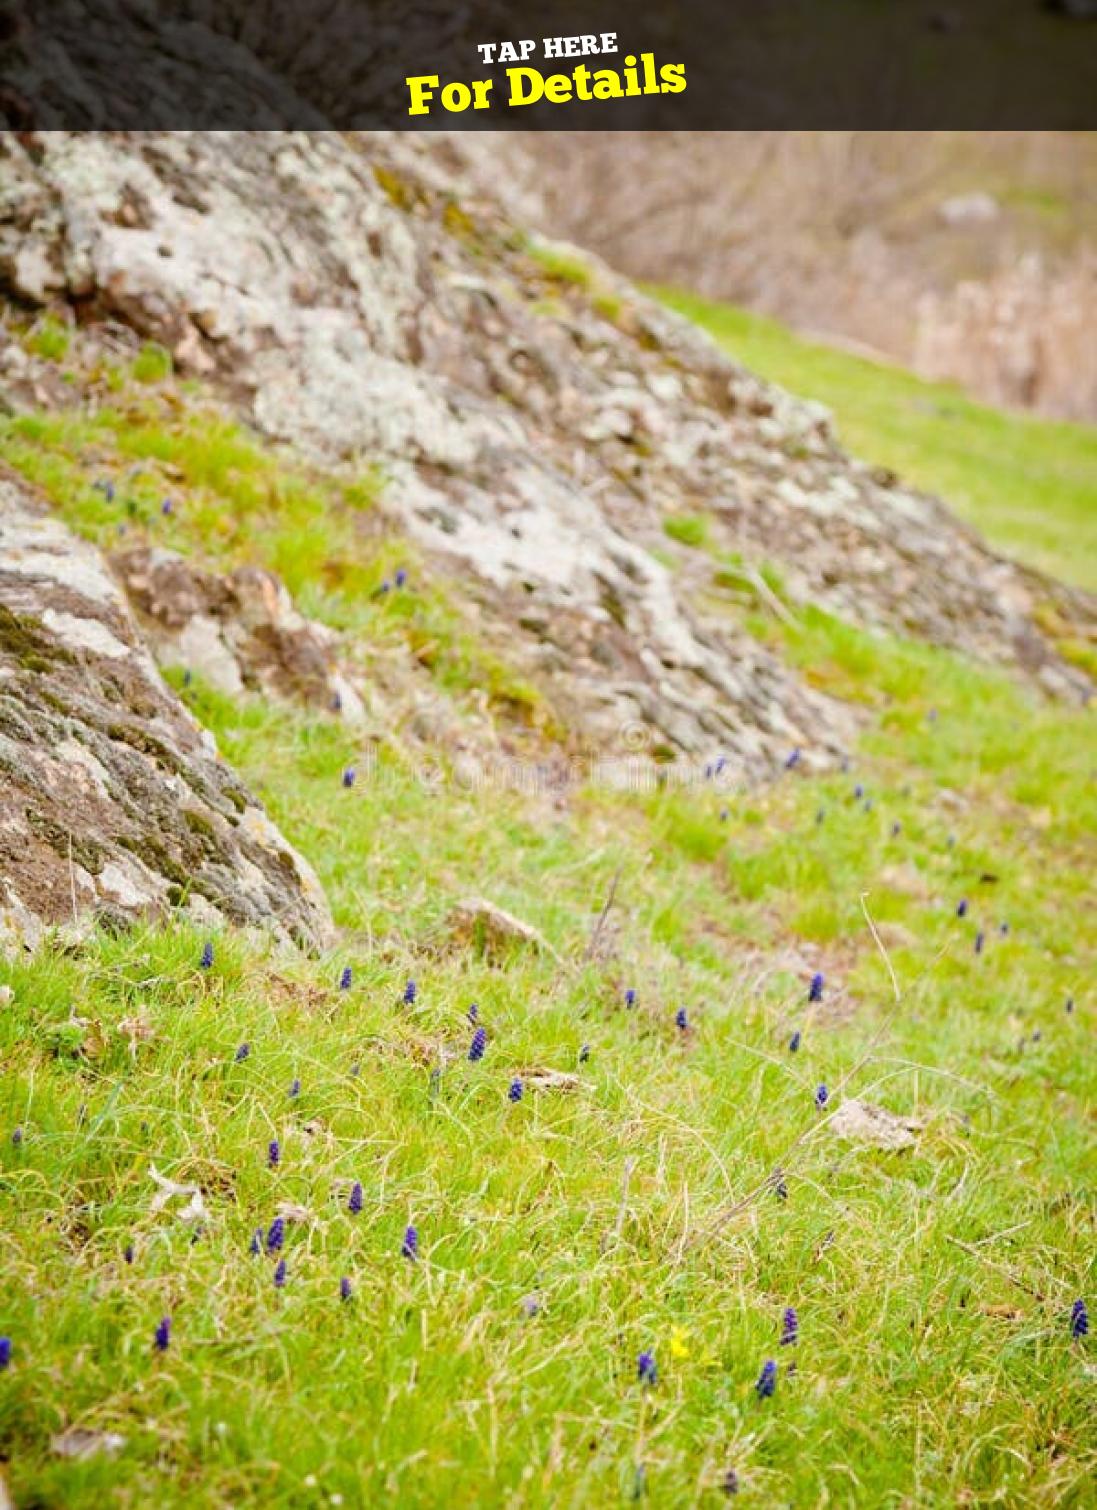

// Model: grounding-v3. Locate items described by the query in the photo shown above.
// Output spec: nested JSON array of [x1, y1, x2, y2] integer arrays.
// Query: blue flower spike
[[780, 1307, 798, 1346], [1071, 1299, 1088, 1338]]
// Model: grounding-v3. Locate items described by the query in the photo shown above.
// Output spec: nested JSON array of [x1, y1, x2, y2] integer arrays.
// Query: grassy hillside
[[655, 288, 1097, 594], [1, 328, 1094, 1506]]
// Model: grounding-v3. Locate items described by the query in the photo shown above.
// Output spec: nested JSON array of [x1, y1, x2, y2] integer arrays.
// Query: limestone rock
[[0, 472, 334, 952], [113, 546, 367, 721], [0, 130, 1091, 780], [447, 896, 557, 959]]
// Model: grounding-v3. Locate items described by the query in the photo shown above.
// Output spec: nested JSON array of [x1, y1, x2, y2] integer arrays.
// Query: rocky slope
[[0, 129, 1093, 948], [0, 469, 333, 951]]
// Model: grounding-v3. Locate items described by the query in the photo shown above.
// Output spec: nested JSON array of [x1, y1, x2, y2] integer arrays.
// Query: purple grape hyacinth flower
[[234, 1042, 250, 1063], [273, 1258, 287, 1288], [957, 898, 969, 918], [402, 1224, 418, 1261], [467, 1003, 479, 1024], [339, 966, 353, 991], [349, 1181, 363, 1214], [637, 1350, 658, 1386], [974, 931, 985, 954], [755, 1359, 777, 1398], [625, 988, 636, 1009], [780, 1307, 798, 1346], [199, 941, 214, 970], [0, 1337, 10, 1370], [266, 1217, 285, 1254], [268, 1139, 280, 1169], [469, 1026, 487, 1062], [809, 972, 824, 1003], [249, 1228, 262, 1256], [395, 568, 408, 588], [342, 766, 356, 789], [403, 979, 417, 1005], [675, 1007, 689, 1032], [124, 1243, 134, 1264], [815, 1084, 829, 1109], [340, 1276, 353, 1303], [579, 1043, 590, 1063], [154, 1316, 171, 1352], [12, 1126, 23, 1147], [1071, 1298, 1088, 1338], [161, 497, 174, 516], [785, 748, 801, 770], [789, 1030, 801, 1053], [853, 783, 864, 800], [508, 1077, 524, 1103], [289, 1078, 301, 1099]]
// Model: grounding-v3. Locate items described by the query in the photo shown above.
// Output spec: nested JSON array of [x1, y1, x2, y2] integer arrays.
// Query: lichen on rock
[[0, 129, 1089, 779], [0, 471, 334, 953]]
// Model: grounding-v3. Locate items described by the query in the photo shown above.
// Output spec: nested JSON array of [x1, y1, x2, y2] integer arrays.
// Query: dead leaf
[[828, 1099, 921, 1151], [980, 1304, 1024, 1321], [276, 1201, 313, 1225], [118, 1016, 156, 1057], [51, 1427, 127, 1460], [519, 1068, 581, 1092], [149, 1164, 208, 1223]]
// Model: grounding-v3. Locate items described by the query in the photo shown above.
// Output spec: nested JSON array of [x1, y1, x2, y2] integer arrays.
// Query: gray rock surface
[[113, 545, 366, 723], [0, 470, 334, 952], [0, 130, 1091, 777]]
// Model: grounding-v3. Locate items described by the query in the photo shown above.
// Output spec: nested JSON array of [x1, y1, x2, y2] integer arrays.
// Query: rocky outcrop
[[113, 546, 366, 721], [0, 470, 334, 952], [0, 131, 1092, 777]]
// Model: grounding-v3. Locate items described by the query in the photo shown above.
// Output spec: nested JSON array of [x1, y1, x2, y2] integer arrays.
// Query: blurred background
[[463, 131, 1097, 422]]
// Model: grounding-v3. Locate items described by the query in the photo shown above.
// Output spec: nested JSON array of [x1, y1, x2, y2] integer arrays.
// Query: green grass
[[654, 288, 1097, 593], [2, 596, 1094, 1505], [0, 389, 552, 733], [0, 310, 1094, 1506]]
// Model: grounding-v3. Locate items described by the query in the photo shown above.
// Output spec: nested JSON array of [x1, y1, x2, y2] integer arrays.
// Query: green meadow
[[0, 310, 1093, 1506]]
